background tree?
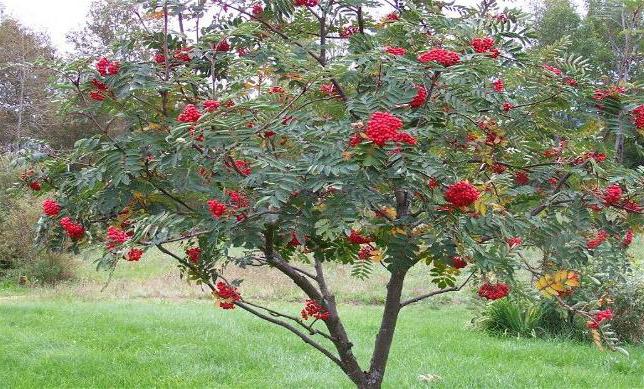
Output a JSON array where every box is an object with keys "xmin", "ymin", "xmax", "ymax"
[
  {"xmin": 23, "ymin": 0, "xmax": 641, "ymax": 388},
  {"xmin": 0, "ymin": 19, "xmax": 56, "ymax": 144}
]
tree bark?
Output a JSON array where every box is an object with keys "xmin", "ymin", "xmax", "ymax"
[{"xmin": 365, "ymin": 269, "xmax": 408, "ymax": 388}]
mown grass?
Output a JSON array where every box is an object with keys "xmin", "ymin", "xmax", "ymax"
[{"xmin": 1, "ymin": 299, "xmax": 642, "ymax": 388}]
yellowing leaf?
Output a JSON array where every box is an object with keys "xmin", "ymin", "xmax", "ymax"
[{"xmin": 536, "ymin": 270, "xmax": 580, "ymax": 297}]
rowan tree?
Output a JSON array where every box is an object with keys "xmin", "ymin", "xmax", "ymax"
[{"xmin": 23, "ymin": 0, "xmax": 642, "ymax": 387}]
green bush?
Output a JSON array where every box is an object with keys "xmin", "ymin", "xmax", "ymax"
[
  {"xmin": 476, "ymin": 298, "xmax": 586, "ymax": 340},
  {"xmin": 608, "ymin": 273, "xmax": 644, "ymax": 344},
  {"xmin": 0, "ymin": 156, "xmax": 76, "ymax": 285}
]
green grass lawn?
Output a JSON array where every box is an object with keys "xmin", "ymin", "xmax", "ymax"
[{"xmin": 1, "ymin": 299, "xmax": 642, "ymax": 388}]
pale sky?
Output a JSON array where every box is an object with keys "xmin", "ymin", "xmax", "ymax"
[{"xmin": 0, "ymin": 0, "xmax": 585, "ymax": 54}]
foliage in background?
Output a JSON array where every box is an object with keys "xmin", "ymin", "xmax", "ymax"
[{"xmin": 0, "ymin": 155, "xmax": 76, "ymax": 285}]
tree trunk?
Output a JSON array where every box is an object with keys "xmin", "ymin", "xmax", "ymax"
[{"xmin": 364, "ymin": 269, "xmax": 408, "ymax": 388}]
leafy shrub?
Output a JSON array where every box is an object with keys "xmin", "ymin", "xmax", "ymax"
[
  {"xmin": 0, "ymin": 156, "xmax": 75, "ymax": 285},
  {"xmin": 608, "ymin": 273, "xmax": 644, "ymax": 344},
  {"xmin": 476, "ymin": 298, "xmax": 586, "ymax": 340}
]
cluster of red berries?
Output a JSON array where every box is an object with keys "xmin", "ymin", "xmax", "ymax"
[
  {"xmin": 319, "ymin": 83, "xmax": 337, "ymax": 96},
  {"xmin": 301, "ymin": 299, "xmax": 330, "ymax": 321},
  {"xmin": 592, "ymin": 85, "xmax": 624, "ymax": 101},
  {"xmin": 502, "ymin": 102, "xmax": 515, "ymax": 112},
  {"xmin": 96, "ymin": 57, "xmax": 120, "ymax": 76},
  {"xmin": 106, "ymin": 226, "xmax": 129, "ymax": 251},
  {"xmin": 384, "ymin": 12, "xmax": 399, "ymax": 22},
  {"xmin": 602, "ymin": 184, "xmax": 622, "ymax": 205},
  {"xmin": 506, "ymin": 237, "xmax": 522, "ymax": 249},
  {"xmin": 452, "ymin": 256, "xmax": 468, "ymax": 269},
  {"xmin": 227, "ymin": 190, "xmax": 249, "ymax": 208},
  {"xmin": 364, "ymin": 112, "xmax": 416, "ymax": 146},
  {"xmin": 490, "ymin": 163, "xmax": 507, "ymax": 174},
  {"xmin": 214, "ymin": 40, "xmax": 230, "ymax": 52},
  {"xmin": 178, "ymin": 104, "xmax": 201, "ymax": 123},
  {"xmin": 294, "ymin": 0, "xmax": 319, "ymax": 6},
  {"xmin": 251, "ymin": 3, "xmax": 263, "ymax": 17},
  {"xmin": 428, "ymin": 177, "xmax": 440, "ymax": 189},
  {"xmin": 173, "ymin": 48, "xmax": 191, "ymax": 62},
  {"xmin": 288, "ymin": 231, "xmax": 303, "ymax": 247},
  {"xmin": 208, "ymin": 199, "xmax": 227, "ymax": 219},
  {"xmin": 514, "ymin": 171, "xmax": 530, "ymax": 185},
  {"xmin": 385, "ymin": 46, "xmax": 406, "ymax": 56},
  {"xmin": 586, "ymin": 230, "xmax": 608, "ymax": 250},
  {"xmin": 417, "ymin": 48, "xmax": 460, "ymax": 67},
  {"xmin": 358, "ymin": 246, "xmax": 375, "ymax": 260},
  {"xmin": 42, "ymin": 199, "xmax": 62, "ymax": 216},
  {"xmin": 28, "ymin": 181, "xmax": 41, "ymax": 191},
  {"xmin": 125, "ymin": 248, "xmax": 144, "ymax": 262},
  {"xmin": 471, "ymin": 36, "xmax": 499, "ymax": 57},
  {"xmin": 623, "ymin": 229, "xmax": 634, "ymax": 247},
  {"xmin": 443, "ymin": 181, "xmax": 480, "ymax": 207},
  {"xmin": 572, "ymin": 151, "xmax": 606, "ymax": 165},
  {"xmin": 348, "ymin": 230, "xmax": 373, "ymax": 244},
  {"xmin": 60, "ymin": 217, "xmax": 85, "ymax": 240},
  {"xmin": 478, "ymin": 282, "xmax": 510, "ymax": 300},
  {"xmin": 203, "ymin": 100, "xmax": 221, "ymax": 112},
  {"xmin": 543, "ymin": 64, "xmax": 562, "ymax": 76},
  {"xmin": 409, "ymin": 85, "xmax": 427, "ymax": 108},
  {"xmin": 224, "ymin": 159, "xmax": 251, "ymax": 176},
  {"xmin": 586, "ymin": 308, "xmax": 613, "ymax": 329},
  {"xmin": 214, "ymin": 281, "xmax": 241, "ymax": 309},
  {"xmin": 492, "ymin": 79, "xmax": 504, "ymax": 92},
  {"xmin": 632, "ymin": 104, "xmax": 644, "ymax": 129},
  {"xmin": 186, "ymin": 247, "xmax": 202, "ymax": 263},
  {"xmin": 340, "ymin": 25, "xmax": 359, "ymax": 38},
  {"xmin": 154, "ymin": 52, "xmax": 166, "ymax": 64},
  {"xmin": 89, "ymin": 78, "xmax": 109, "ymax": 101},
  {"xmin": 269, "ymin": 86, "xmax": 285, "ymax": 94}
]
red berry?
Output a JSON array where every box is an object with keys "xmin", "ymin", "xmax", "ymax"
[
  {"xmin": 348, "ymin": 230, "xmax": 373, "ymax": 244},
  {"xmin": 586, "ymin": 230, "xmax": 608, "ymax": 250},
  {"xmin": 251, "ymin": 3, "xmax": 263, "ymax": 16},
  {"xmin": 186, "ymin": 247, "xmax": 202, "ymax": 263},
  {"xmin": 623, "ymin": 229, "xmax": 633, "ymax": 247},
  {"xmin": 506, "ymin": 236, "xmax": 522, "ymax": 249},
  {"xmin": 514, "ymin": 171, "xmax": 530, "ymax": 185},
  {"xmin": 602, "ymin": 184, "xmax": 622, "ymax": 205},
  {"xmin": 478, "ymin": 282, "xmax": 509, "ymax": 300},
  {"xmin": 214, "ymin": 281, "xmax": 241, "ymax": 309},
  {"xmin": 502, "ymin": 102, "xmax": 515, "ymax": 112},
  {"xmin": 125, "ymin": 248, "xmax": 144, "ymax": 261},
  {"xmin": 417, "ymin": 48, "xmax": 460, "ymax": 67},
  {"xmin": 492, "ymin": 79, "xmax": 504, "ymax": 92},
  {"xmin": 177, "ymin": 104, "xmax": 201, "ymax": 123},
  {"xmin": 294, "ymin": 0, "xmax": 319, "ymax": 6},
  {"xmin": 301, "ymin": 299, "xmax": 329, "ymax": 320},
  {"xmin": 208, "ymin": 199, "xmax": 227, "ymax": 219},
  {"xmin": 106, "ymin": 226, "xmax": 129, "ymax": 251},
  {"xmin": 214, "ymin": 40, "xmax": 231, "ymax": 52},
  {"xmin": 89, "ymin": 90, "xmax": 105, "ymax": 101},
  {"xmin": 340, "ymin": 25, "xmax": 359, "ymax": 38},
  {"xmin": 173, "ymin": 48, "xmax": 191, "ymax": 62},
  {"xmin": 59, "ymin": 217, "xmax": 85, "ymax": 240},
  {"xmin": 29, "ymin": 181, "xmax": 41, "ymax": 191},
  {"xmin": 42, "ymin": 199, "xmax": 62, "ymax": 216},
  {"xmin": 203, "ymin": 100, "xmax": 221, "ymax": 112},
  {"xmin": 452, "ymin": 256, "xmax": 467, "ymax": 269},
  {"xmin": 409, "ymin": 85, "xmax": 427, "ymax": 108},
  {"xmin": 471, "ymin": 36, "xmax": 495, "ymax": 53},
  {"xmin": 543, "ymin": 64, "xmax": 562, "ymax": 76},
  {"xmin": 443, "ymin": 181, "xmax": 480, "ymax": 207},
  {"xmin": 365, "ymin": 112, "xmax": 416, "ymax": 146},
  {"xmin": 385, "ymin": 46, "xmax": 406, "ymax": 56}
]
